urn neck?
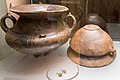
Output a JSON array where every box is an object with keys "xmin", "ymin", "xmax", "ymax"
[{"xmin": 10, "ymin": 4, "xmax": 69, "ymax": 20}]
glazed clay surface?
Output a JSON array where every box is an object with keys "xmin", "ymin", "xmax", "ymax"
[
  {"xmin": 1, "ymin": 4, "xmax": 76, "ymax": 56},
  {"xmin": 69, "ymin": 24, "xmax": 116, "ymax": 67},
  {"xmin": 71, "ymin": 24, "xmax": 115, "ymax": 56}
]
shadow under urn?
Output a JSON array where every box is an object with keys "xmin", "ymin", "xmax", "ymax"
[
  {"xmin": 0, "ymin": 4, "xmax": 77, "ymax": 57},
  {"xmin": 67, "ymin": 24, "xmax": 116, "ymax": 68}
]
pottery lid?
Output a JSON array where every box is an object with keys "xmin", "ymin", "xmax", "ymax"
[
  {"xmin": 46, "ymin": 65, "xmax": 79, "ymax": 80},
  {"xmin": 70, "ymin": 24, "xmax": 116, "ymax": 56}
]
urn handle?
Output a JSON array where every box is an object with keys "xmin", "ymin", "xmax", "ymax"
[
  {"xmin": 65, "ymin": 13, "xmax": 77, "ymax": 31},
  {"xmin": 0, "ymin": 13, "xmax": 17, "ymax": 33}
]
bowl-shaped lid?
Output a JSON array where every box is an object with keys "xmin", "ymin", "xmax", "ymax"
[
  {"xmin": 70, "ymin": 24, "xmax": 116, "ymax": 56},
  {"xmin": 10, "ymin": 4, "xmax": 69, "ymax": 14}
]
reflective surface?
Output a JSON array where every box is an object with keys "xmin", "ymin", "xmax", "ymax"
[{"xmin": 0, "ymin": 40, "xmax": 120, "ymax": 80}]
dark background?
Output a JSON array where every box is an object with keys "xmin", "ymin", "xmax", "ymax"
[{"xmin": 32, "ymin": 0, "xmax": 120, "ymax": 23}]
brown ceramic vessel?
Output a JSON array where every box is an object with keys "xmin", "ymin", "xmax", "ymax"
[
  {"xmin": 80, "ymin": 13, "xmax": 109, "ymax": 33},
  {"xmin": 0, "ymin": 4, "xmax": 76, "ymax": 57},
  {"xmin": 68, "ymin": 24, "xmax": 116, "ymax": 67}
]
